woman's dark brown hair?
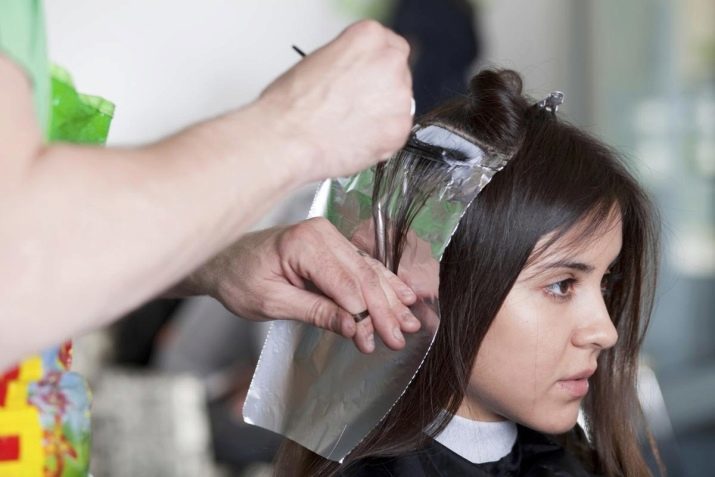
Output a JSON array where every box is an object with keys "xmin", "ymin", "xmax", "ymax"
[{"xmin": 275, "ymin": 69, "xmax": 660, "ymax": 477}]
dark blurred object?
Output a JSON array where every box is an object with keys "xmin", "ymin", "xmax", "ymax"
[
  {"xmin": 112, "ymin": 299, "xmax": 183, "ymax": 366},
  {"xmin": 209, "ymin": 394, "xmax": 282, "ymax": 473},
  {"xmin": 391, "ymin": 0, "xmax": 481, "ymax": 115}
]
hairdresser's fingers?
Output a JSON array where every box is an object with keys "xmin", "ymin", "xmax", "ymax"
[
  {"xmin": 255, "ymin": 19, "xmax": 412, "ymax": 181},
  {"xmin": 191, "ymin": 220, "xmax": 416, "ymax": 355},
  {"xmin": 384, "ymin": 30, "xmax": 411, "ymax": 55},
  {"xmin": 271, "ymin": 285, "xmax": 358, "ymax": 338},
  {"xmin": 362, "ymin": 256, "xmax": 421, "ymax": 334},
  {"xmin": 245, "ymin": 271, "xmax": 376, "ymax": 354},
  {"xmin": 270, "ymin": 281, "xmax": 377, "ymax": 354},
  {"xmin": 351, "ymin": 263, "xmax": 417, "ymax": 350},
  {"xmin": 331, "ymin": 256, "xmax": 407, "ymax": 351},
  {"xmin": 361, "ymin": 255, "xmax": 417, "ymax": 306},
  {"xmin": 380, "ymin": 30, "xmax": 413, "ymax": 97},
  {"xmin": 279, "ymin": 219, "xmax": 396, "ymax": 343},
  {"xmin": 349, "ymin": 247, "xmax": 417, "ymax": 307},
  {"xmin": 354, "ymin": 318, "xmax": 376, "ymax": 354},
  {"xmin": 332, "ymin": 245, "xmax": 423, "ymax": 349},
  {"xmin": 285, "ymin": 218, "xmax": 415, "ymax": 351}
]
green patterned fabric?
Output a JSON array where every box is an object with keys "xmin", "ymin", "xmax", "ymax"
[{"xmin": 0, "ymin": 0, "xmax": 50, "ymax": 135}]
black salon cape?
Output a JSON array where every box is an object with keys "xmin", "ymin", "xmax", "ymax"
[{"xmin": 339, "ymin": 425, "xmax": 598, "ymax": 477}]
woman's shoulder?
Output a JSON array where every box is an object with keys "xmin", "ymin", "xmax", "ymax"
[
  {"xmin": 338, "ymin": 426, "xmax": 601, "ymax": 477},
  {"xmin": 514, "ymin": 425, "xmax": 601, "ymax": 476},
  {"xmin": 337, "ymin": 441, "xmax": 449, "ymax": 477},
  {"xmin": 338, "ymin": 439, "xmax": 498, "ymax": 477}
]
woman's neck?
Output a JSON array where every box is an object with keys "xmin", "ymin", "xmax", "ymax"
[{"xmin": 456, "ymin": 397, "xmax": 505, "ymax": 422}]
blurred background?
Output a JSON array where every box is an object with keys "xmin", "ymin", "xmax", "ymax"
[{"xmin": 44, "ymin": 0, "xmax": 713, "ymax": 475}]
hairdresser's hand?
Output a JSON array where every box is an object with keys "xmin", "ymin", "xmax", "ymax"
[
  {"xmin": 254, "ymin": 20, "xmax": 413, "ymax": 181},
  {"xmin": 184, "ymin": 218, "xmax": 421, "ymax": 353},
  {"xmin": 351, "ymin": 221, "xmax": 440, "ymax": 300}
]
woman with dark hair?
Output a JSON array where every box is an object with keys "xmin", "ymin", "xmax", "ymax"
[{"xmin": 275, "ymin": 69, "xmax": 661, "ymax": 477}]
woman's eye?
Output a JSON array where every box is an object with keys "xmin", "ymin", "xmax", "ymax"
[{"xmin": 545, "ymin": 279, "xmax": 575, "ymax": 299}]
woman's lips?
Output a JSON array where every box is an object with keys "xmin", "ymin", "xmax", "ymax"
[
  {"xmin": 558, "ymin": 378, "xmax": 590, "ymax": 398},
  {"xmin": 558, "ymin": 368, "xmax": 595, "ymax": 398}
]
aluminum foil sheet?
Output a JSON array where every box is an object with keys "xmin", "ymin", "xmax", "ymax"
[{"xmin": 243, "ymin": 124, "xmax": 512, "ymax": 462}]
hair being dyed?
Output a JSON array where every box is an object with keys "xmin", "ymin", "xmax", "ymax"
[{"xmin": 275, "ymin": 69, "xmax": 660, "ymax": 477}]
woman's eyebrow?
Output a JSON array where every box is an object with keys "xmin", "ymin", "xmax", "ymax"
[
  {"xmin": 522, "ymin": 260, "xmax": 594, "ymax": 281},
  {"xmin": 542, "ymin": 260, "xmax": 595, "ymax": 273},
  {"xmin": 523, "ymin": 253, "xmax": 621, "ymax": 281},
  {"xmin": 535, "ymin": 254, "xmax": 621, "ymax": 275}
]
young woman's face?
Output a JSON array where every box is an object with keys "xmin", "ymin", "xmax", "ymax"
[{"xmin": 459, "ymin": 214, "xmax": 622, "ymax": 433}]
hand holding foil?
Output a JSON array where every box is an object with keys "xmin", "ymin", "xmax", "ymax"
[{"xmin": 175, "ymin": 218, "xmax": 420, "ymax": 353}]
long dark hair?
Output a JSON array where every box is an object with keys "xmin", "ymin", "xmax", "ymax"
[{"xmin": 275, "ymin": 69, "xmax": 660, "ymax": 477}]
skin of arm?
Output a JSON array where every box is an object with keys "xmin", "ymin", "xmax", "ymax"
[{"xmin": 0, "ymin": 20, "xmax": 414, "ymax": 369}]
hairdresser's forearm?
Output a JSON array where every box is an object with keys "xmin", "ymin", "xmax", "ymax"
[{"xmin": 0, "ymin": 103, "xmax": 311, "ymax": 369}]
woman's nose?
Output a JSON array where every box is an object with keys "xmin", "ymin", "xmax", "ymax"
[{"xmin": 571, "ymin": 292, "xmax": 619, "ymax": 350}]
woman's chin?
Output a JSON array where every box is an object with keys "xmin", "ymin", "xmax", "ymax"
[{"xmin": 520, "ymin": 407, "xmax": 580, "ymax": 435}]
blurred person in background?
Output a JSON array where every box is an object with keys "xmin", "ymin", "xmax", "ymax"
[{"xmin": 391, "ymin": 0, "xmax": 481, "ymax": 114}]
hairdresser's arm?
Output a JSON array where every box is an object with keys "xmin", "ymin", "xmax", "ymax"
[{"xmin": 0, "ymin": 20, "xmax": 412, "ymax": 369}]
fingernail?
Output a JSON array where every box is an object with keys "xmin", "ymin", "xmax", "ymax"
[
  {"xmin": 366, "ymin": 333, "xmax": 375, "ymax": 352},
  {"xmin": 392, "ymin": 327, "xmax": 404, "ymax": 344},
  {"xmin": 400, "ymin": 287, "xmax": 416, "ymax": 300},
  {"xmin": 403, "ymin": 312, "xmax": 420, "ymax": 327}
]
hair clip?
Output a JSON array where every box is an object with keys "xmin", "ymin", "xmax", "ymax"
[{"xmin": 536, "ymin": 91, "xmax": 565, "ymax": 114}]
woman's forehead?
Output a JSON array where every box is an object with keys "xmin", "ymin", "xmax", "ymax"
[{"xmin": 524, "ymin": 211, "xmax": 624, "ymax": 272}]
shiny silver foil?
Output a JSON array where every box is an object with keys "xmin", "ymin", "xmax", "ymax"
[{"xmin": 243, "ymin": 125, "xmax": 511, "ymax": 462}]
